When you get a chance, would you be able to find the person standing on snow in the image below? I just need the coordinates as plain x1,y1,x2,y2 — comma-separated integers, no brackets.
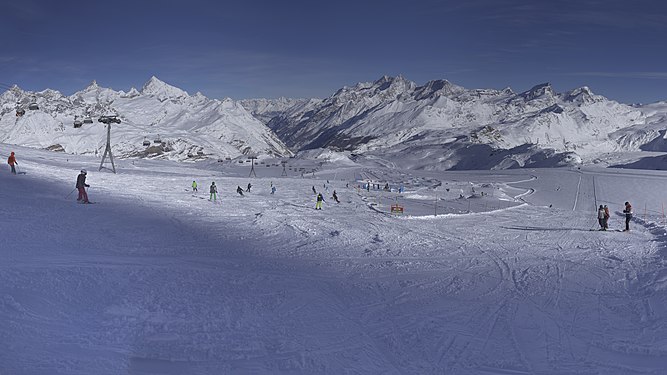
315,193,324,210
603,205,610,230
623,202,633,231
312,186,317,195
76,169,90,203
271,185,276,195
7,151,18,174
192,180,198,192
237,186,244,196
597,205,606,230
332,190,339,203
246,182,252,192
210,182,218,202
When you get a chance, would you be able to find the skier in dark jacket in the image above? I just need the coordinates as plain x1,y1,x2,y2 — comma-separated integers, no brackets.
333,190,339,203
312,186,317,195
210,182,218,202
237,186,244,196
315,193,324,210
623,202,632,231
246,182,252,192
76,169,90,203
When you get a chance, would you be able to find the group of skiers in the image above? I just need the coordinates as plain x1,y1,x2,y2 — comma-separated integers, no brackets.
189,179,344,209
2,152,639,225
190,180,272,202
598,202,633,231
311,185,340,210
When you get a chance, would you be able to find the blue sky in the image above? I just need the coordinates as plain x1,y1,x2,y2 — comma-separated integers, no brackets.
1,0,666,103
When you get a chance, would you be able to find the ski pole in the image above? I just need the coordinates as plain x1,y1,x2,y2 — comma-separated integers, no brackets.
65,188,77,198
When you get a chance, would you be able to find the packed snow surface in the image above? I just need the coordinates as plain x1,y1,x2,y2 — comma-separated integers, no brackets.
2,145,667,374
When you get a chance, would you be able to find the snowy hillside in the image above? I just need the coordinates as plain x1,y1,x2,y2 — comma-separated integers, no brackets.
246,76,667,170
0,77,292,161
2,145,667,374
239,97,321,124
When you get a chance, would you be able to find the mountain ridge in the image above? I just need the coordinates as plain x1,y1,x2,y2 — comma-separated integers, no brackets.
242,75,667,170
3,75,667,171
0,77,292,161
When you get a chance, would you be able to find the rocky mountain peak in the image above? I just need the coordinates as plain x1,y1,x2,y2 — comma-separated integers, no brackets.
141,76,189,99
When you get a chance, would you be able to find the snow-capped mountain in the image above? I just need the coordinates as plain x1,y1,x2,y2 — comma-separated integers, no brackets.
0,77,292,161
243,76,667,170
239,97,321,125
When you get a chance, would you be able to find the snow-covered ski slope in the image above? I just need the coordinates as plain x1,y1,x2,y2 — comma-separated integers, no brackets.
2,146,667,374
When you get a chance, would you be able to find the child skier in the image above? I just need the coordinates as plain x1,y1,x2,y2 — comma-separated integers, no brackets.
192,180,198,192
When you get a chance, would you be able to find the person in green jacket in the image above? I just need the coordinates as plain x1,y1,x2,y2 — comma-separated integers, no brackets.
210,182,218,202
192,180,198,192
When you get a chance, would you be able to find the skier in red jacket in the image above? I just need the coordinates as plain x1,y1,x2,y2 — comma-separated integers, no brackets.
7,152,17,174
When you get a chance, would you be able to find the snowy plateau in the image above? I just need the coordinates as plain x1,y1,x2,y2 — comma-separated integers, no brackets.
1,76,667,374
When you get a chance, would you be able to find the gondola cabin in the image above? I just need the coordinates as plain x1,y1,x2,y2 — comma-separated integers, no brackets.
73,120,83,128
142,137,150,146
16,108,25,116
83,117,93,124
28,102,39,110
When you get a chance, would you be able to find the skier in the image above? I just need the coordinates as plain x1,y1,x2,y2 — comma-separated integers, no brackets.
246,182,252,192
210,182,218,202
623,202,633,231
315,193,324,210
271,185,276,195
333,190,339,203
192,180,198,192
76,169,90,203
597,205,606,230
237,186,244,196
603,205,610,230
7,151,17,174
312,185,317,195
